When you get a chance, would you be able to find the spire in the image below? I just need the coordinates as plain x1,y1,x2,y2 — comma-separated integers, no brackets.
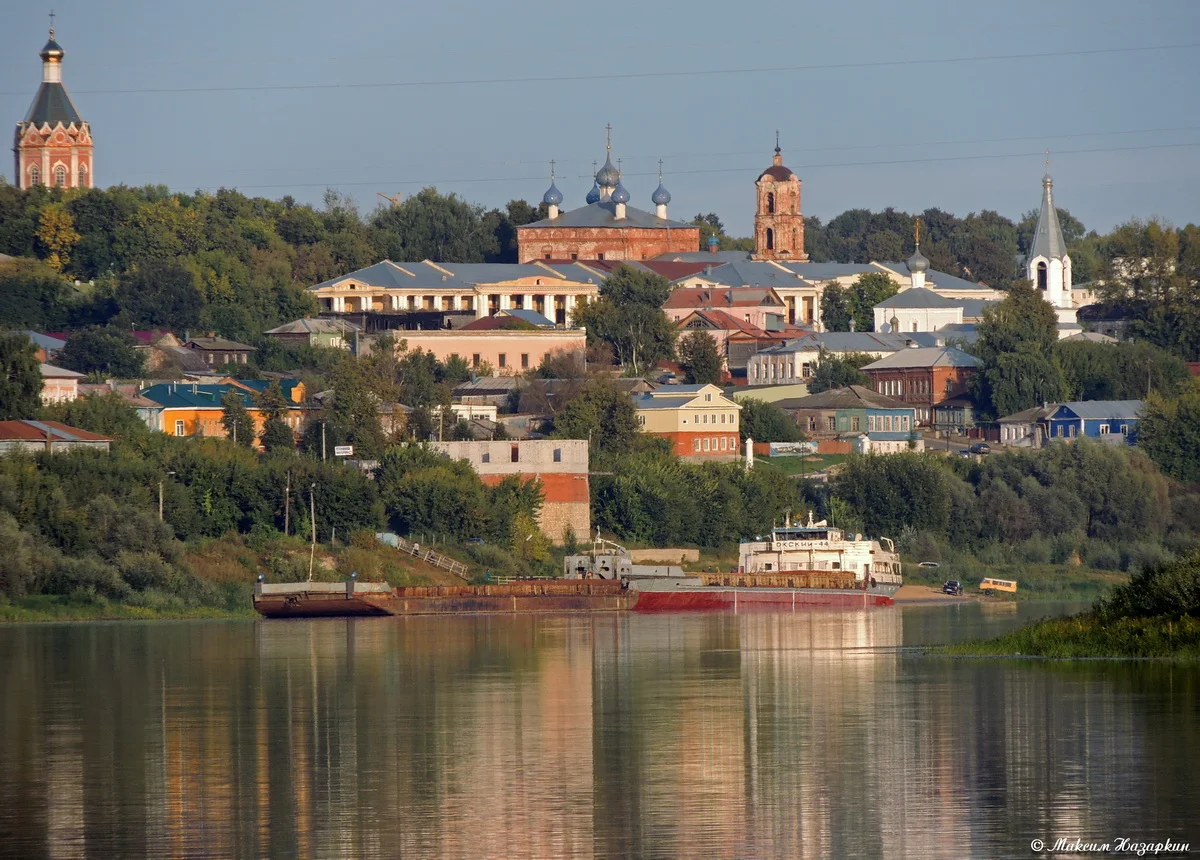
542,160,563,210
773,130,783,166
586,160,601,204
595,127,620,200
1030,165,1068,262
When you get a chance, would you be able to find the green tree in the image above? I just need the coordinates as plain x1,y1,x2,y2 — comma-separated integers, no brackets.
0,333,42,419
550,377,639,460
41,391,150,439
0,258,73,330
1055,340,1190,401
1138,381,1200,483
572,265,676,375
115,261,205,331
739,398,803,443
676,330,723,384
970,279,1067,418
847,272,899,333
57,326,145,378
256,381,294,451
220,390,255,447
819,283,853,332
807,351,873,394
370,187,499,262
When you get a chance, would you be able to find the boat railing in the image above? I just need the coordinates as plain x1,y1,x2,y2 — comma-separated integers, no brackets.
378,534,471,580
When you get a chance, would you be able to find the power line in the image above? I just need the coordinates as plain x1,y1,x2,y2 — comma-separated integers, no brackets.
178,141,1200,192
1,42,1195,98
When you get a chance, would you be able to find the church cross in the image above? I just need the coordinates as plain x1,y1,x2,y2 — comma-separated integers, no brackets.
658,158,664,179
49,9,56,33
914,217,922,246
605,123,612,152
549,159,556,179
1045,148,1051,168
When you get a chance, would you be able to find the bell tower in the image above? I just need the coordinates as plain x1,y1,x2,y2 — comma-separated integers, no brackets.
13,17,93,190
753,133,807,261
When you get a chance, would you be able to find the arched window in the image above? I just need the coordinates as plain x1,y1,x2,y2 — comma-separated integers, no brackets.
1036,261,1048,290
766,228,774,250
29,166,40,186
78,164,88,185
54,166,67,187
767,192,776,214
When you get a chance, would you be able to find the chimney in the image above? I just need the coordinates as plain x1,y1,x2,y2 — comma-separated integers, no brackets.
704,265,713,278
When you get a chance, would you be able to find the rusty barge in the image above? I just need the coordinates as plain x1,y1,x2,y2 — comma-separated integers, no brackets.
253,579,633,618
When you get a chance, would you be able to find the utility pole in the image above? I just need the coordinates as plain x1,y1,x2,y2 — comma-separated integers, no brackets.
322,423,326,461
308,484,317,582
283,472,291,536
158,471,175,521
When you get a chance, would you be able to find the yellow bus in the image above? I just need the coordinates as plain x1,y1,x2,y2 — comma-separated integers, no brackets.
979,577,1018,594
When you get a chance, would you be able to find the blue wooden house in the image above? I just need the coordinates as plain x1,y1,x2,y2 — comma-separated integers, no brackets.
1044,400,1144,444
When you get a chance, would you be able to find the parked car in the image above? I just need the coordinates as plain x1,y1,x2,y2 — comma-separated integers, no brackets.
942,580,963,596
466,537,485,546
967,443,992,455
655,372,680,385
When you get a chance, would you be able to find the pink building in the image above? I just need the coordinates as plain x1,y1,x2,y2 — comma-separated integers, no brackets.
396,329,586,375
663,287,787,330
40,363,82,404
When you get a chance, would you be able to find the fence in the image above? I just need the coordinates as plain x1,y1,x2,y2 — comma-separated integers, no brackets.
375,533,470,580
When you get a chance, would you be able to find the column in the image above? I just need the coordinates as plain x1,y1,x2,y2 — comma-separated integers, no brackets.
42,150,51,185
390,294,401,311
70,148,78,188
499,294,511,311
475,293,487,319
564,294,576,325
522,294,533,311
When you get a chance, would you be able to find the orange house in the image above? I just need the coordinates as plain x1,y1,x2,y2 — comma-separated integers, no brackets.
139,380,309,445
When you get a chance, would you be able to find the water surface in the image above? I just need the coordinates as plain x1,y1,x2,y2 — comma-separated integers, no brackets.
0,605,1195,859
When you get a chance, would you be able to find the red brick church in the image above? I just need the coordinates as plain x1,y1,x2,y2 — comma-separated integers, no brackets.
13,20,93,190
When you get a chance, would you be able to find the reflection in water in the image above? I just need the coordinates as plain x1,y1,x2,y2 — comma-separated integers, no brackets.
0,609,1195,859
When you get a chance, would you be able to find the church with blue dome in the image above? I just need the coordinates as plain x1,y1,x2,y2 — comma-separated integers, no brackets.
516,128,701,263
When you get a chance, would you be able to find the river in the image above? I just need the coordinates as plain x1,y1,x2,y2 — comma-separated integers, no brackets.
0,604,1196,859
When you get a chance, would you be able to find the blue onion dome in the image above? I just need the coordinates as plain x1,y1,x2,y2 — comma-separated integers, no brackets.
595,154,620,187
542,180,563,206
907,245,929,274
651,181,671,206
586,181,601,204
610,182,629,204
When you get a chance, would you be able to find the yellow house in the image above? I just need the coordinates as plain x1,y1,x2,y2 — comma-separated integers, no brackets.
139,380,308,445
631,383,741,461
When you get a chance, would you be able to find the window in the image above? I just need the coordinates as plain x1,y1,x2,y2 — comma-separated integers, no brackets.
827,417,836,431
544,254,551,260
571,253,578,260
720,414,726,424
1069,425,1077,438
521,353,529,369
704,393,712,402
868,416,876,432
703,438,710,451
482,452,490,463
637,414,646,426
807,417,817,431
597,253,605,261
498,353,507,368
1037,261,1048,291
851,417,860,431
694,439,701,452
511,444,520,462
472,353,480,368
78,164,87,182
720,437,727,451
912,321,918,332
1121,424,1129,436
30,166,40,185
702,414,708,425
767,192,775,214
54,166,67,187
766,228,774,250
553,448,562,462
174,420,185,437
1099,424,1111,435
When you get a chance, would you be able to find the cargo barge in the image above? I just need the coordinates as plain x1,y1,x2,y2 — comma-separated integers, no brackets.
253,579,633,618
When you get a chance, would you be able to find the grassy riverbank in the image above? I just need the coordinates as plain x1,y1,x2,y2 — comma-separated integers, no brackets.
950,554,1200,659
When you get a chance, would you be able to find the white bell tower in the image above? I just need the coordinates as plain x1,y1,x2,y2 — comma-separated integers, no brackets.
1026,164,1075,322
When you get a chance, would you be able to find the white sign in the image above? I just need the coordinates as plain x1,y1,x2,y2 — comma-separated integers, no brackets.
333,445,354,457
774,540,835,550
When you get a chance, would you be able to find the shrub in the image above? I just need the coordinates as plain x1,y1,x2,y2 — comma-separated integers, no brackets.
41,555,130,600
1098,553,1200,619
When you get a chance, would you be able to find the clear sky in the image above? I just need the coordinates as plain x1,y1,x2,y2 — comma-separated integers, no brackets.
3,0,1199,237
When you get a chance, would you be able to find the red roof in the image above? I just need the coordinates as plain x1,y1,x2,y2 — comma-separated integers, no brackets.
0,420,112,443
663,287,783,310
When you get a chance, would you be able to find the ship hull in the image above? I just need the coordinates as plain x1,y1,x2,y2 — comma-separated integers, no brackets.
631,581,898,612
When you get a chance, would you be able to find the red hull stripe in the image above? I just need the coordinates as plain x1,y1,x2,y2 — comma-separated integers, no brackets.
632,590,894,612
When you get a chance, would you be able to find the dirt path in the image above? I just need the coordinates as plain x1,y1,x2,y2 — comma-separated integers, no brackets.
893,584,976,603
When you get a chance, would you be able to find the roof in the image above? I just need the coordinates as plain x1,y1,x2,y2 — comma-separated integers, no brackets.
22,82,84,126
957,299,997,320
40,362,83,379
997,404,1057,423
185,337,255,352
78,383,160,408
875,288,960,310
459,314,552,331
127,330,177,346
140,382,263,409
18,331,67,352
758,165,796,182
653,251,753,264
520,200,695,230
776,262,878,281
862,346,981,370
677,309,767,335
0,420,109,444
453,377,524,396
1053,400,1144,421
1030,175,1069,261
665,286,785,310
264,318,360,335
775,385,912,411
757,331,942,356
682,261,809,288
498,308,556,327
1062,331,1119,344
